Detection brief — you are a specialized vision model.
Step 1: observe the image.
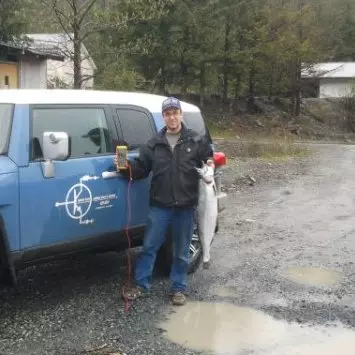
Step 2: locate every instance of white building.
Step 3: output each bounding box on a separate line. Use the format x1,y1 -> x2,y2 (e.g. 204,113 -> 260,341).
302,62 -> 355,98
26,33 -> 97,89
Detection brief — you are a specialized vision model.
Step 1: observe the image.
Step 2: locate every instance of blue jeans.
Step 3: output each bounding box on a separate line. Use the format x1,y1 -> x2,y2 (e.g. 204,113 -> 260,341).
135,206 -> 195,292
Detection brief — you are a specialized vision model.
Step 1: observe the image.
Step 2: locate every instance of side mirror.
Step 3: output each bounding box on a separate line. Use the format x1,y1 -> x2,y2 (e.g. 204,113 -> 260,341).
42,132 -> 70,161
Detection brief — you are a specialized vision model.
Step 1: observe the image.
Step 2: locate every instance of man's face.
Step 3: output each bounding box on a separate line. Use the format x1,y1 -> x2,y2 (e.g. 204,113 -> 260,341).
162,108 -> 182,131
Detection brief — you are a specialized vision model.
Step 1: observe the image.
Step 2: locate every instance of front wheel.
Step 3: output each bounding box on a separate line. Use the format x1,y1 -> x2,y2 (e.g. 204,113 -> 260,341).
155,227 -> 202,276
188,231 -> 203,273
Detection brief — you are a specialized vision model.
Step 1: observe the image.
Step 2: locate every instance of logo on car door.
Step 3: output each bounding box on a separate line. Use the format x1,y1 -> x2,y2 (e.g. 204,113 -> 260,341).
55,175 -> 118,225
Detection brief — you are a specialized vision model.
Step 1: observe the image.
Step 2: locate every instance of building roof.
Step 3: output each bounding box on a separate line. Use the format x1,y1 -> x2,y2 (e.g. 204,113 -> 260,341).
0,89 -> 200,113
26,33 -> 97,71
302,62 -> 355,79
0,41 -> 64,61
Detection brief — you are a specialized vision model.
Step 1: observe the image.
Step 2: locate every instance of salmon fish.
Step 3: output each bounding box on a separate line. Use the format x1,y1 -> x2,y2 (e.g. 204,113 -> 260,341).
195,161 -> 218,269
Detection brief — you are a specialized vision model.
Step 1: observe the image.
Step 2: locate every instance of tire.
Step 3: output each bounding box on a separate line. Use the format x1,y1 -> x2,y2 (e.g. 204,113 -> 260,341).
155,226 -> 202,276
0,248 -> 8,286
0,222 -> 17,287
0,262 -> 16,287
0,246 -> 17,287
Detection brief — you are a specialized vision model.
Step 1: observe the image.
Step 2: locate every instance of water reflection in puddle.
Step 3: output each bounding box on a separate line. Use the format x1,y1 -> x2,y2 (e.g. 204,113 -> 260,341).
160,302 -> 287,353
159,301 -> 355,354
281,267 -> 342,287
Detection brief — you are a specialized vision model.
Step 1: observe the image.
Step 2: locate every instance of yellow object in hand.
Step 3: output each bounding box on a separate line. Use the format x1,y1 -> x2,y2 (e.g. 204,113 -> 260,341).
115,145 -> 128,169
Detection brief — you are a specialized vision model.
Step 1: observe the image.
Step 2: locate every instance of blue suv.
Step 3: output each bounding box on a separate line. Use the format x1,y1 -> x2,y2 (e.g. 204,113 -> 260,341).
0,89 -> 227,286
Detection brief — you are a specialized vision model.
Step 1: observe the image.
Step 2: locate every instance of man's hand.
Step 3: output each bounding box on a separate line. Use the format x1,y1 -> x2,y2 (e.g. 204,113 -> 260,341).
114,155 -> 118,170
114,155 -> 128,171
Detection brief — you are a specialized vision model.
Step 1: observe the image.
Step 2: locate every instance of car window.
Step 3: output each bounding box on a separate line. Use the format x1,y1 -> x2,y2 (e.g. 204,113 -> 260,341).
183,111 -> 212,142
116,109 -> 155,148
183,112 -> 206,136
31,107 -> 112,160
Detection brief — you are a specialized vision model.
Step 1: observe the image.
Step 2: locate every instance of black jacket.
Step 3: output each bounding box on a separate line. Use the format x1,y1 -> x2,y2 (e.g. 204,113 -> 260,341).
123,123 -> 213,208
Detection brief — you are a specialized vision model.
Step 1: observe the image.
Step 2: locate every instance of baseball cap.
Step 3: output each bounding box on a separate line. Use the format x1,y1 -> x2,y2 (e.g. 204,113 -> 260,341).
162,97 -> 181,112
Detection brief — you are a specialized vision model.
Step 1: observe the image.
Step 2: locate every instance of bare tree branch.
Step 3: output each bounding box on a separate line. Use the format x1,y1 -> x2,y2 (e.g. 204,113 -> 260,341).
51,0 -> 71,23
79,73 -> 96,85
50,0 -> 74,41
64,0 -> 75,11
78,0 -> 98,26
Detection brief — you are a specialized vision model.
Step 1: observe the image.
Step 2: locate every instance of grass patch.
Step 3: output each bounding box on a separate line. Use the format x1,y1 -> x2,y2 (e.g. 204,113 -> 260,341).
305,102 -> 330,123
258,141 -> 311,159
206,119 -> 311,158
206,120 -> 237,139
217,139 -> 312,159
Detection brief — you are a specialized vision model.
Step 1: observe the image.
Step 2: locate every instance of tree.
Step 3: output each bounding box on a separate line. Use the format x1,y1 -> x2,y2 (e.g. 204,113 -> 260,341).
253,0 -> 328,115
30,0 -> 173,89
20,0 -> 353,110
332,0 -> 355,61
0,0 -> 27,43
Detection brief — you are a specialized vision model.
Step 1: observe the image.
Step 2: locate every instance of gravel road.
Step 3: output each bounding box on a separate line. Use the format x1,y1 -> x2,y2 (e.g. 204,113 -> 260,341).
1,143 -> 354,355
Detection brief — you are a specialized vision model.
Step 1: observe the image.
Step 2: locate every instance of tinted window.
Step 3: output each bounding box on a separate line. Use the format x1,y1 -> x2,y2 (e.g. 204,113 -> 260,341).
31,107 -> 112,160
116,109 -> 155,148
0,104 -> 13,155
183,112 -> 207,137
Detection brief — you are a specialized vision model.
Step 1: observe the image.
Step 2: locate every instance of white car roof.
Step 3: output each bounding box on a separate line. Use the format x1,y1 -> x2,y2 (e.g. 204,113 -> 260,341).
0,89 -> 200,113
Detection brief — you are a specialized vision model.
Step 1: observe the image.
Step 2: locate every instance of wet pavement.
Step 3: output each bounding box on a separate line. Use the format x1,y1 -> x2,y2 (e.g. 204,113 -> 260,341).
1,144 -> 355,354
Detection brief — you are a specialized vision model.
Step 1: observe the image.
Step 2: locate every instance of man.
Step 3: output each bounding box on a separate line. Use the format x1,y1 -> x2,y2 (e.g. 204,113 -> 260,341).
115,97 -> 213,306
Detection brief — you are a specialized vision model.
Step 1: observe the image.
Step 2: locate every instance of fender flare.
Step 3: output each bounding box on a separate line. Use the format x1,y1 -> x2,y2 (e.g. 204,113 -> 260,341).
0,216 -> 17,286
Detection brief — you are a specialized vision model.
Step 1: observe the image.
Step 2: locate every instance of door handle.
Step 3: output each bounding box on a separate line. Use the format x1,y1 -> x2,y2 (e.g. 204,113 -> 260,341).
102,171 -> 120,179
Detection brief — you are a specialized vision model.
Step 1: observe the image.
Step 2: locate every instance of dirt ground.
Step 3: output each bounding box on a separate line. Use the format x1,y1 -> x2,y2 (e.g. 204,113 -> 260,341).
0,143 -> 354,355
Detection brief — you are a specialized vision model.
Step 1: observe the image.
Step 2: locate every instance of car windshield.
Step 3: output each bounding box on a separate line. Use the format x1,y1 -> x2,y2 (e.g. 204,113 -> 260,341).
0,104 -> 14,155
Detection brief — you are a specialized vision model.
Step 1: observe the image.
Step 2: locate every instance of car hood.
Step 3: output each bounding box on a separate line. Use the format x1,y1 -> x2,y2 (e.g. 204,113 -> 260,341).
0,156 -> 18,175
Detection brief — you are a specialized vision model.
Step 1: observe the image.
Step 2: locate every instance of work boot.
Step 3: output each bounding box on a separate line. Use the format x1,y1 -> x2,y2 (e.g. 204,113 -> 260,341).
122,285 -> 149,301
171,291 -> 187,306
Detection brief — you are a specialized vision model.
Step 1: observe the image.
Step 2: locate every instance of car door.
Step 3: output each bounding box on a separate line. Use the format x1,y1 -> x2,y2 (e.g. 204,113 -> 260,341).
113,106 -> 156,227
19,104 -> 127,251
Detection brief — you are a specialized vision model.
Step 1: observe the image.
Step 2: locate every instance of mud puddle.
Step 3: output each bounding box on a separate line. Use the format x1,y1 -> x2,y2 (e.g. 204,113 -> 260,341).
159,301 -> 355,354
281,267 -> 342,288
